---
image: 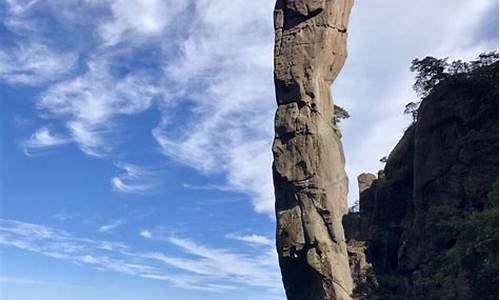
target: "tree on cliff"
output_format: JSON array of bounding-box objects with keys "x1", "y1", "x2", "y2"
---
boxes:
[
  {"x1": 333, "y1": 104, "x2": 350, "y2": 124},
  {"x1": 404, "y1": 102, "x2": 420, "y2": 123},
  {"x1": 410, "y1": 56, "x2": 449, "y2": 97},
  {"x1": 405, "y1": 56, "x2": 448, "y2": 123},
  {"x1": 410, "y1": 51, "x2": 499, "y2": 98},
  {"x1": 406, "y1": 51, "x2": 499, "y2": 124}
]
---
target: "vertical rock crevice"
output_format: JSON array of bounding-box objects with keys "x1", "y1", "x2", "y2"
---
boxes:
[{"x1": 272, "y1": 0, "x2": 355, "y2": 299}]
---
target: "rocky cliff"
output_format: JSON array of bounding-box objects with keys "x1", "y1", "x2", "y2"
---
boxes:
[
  {"x1": 272, "y1": 0, "x2": 355, "y2": 299},
  {"x1": 344, "y1": 57, "x2": 499, "y2": 299}
]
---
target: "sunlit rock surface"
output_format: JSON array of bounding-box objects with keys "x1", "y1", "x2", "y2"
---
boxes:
[{"x1": 272, "y1": 0, "x2": 355, "y2": 299}]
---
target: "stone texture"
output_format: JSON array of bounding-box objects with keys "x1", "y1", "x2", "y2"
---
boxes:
[
  {"x1": 272, "y1": 0, "x2": 355, "y2": 299},
  {"x1": 342, "y1": 62, "x2": 499, "y2": 299},
  {"x1": 357, "y1": 174, "x2": 376, "y2": 194},
  {"x1": 342, "y1": 174, "x2": 377, "y2": 244},
  {"x1": 398, "y1": 64, "x2": 499, "y2": 299}
]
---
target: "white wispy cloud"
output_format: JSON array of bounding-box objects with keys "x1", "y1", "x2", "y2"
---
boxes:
[
  {"x1": 23, "y1": 126, "x2": 70, "y2": 156},
  {"x1": 0, "y1": 275, "x2": 88, "y2": 289},
  {"x1": 5, "y1": 0, "x2": 41, "y2": 15},
  {"x1": 136, "y1": 235, "x2": 281, "y2": 291},
  {"x1": 182, "y1": 183, "x2": 234, "y2": 192},
  {"x1": 98, "y1": 0, "x2": 188, "y2": 46},
  {"x1": 168, "y1": 236, "x2": 280, "y2": 289},
  {"x1": 0, "y1": 42, "x2": 77, "y2": 86},
  {"x1": 111, "y1": 163, "x2": 158, "y2": 194},
  {"x1": 139, "y1": 230, "x2": 152, "y2": 239},
  {"x1": 131, "y1": 208, "x2": 155, "y2": 219},
  {"x1": 38, "y1": 60, "x2": 161, "y2": 157},
  {"x1": 153, "y1": 0, "x2": 276, "y2": 215},
  {"x1": 0, "y1": 218, "x2": 282, "y2": 295},
  {"x1": 52, "y1": 211, "x2": 76, "y2": 222},
  {"x1": 226, "y1": 234, "x2": 274, "y2": 247},
  {"x1": 98, "y1": 220, "x2": 124, "y2": 234},
  {"x1": 0, "y1": 276, "x2": 52, "y2": 286},
  {"x1": 3, "y1": 0, "x2": 45, "y2": 34}
]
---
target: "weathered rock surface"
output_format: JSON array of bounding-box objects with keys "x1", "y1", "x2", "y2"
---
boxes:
[
  {"x1": 343, "y1": 61, "x2": 499, "y2": 299},
  {"x1": 399, "y1": 62, "x2": 499, "y2": 299},
  {"x1": 272, "y1": 0, "x2": 355, "y2": 299},
  {"x1": 357, "y1": 174, "x2": 376, "y2": 194}
]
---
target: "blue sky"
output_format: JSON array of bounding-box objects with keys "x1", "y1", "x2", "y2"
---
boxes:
[{"x1": 0, "y1": 0, "x2": 497, "y2": 299}]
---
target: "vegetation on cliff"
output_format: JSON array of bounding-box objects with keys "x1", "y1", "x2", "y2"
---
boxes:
[
  {"x1": 404, "y1": 51, "x2": 498, "y2": 123},
  {"x1": 348, "y1": 52, "x2": 499, "y2": 300}
]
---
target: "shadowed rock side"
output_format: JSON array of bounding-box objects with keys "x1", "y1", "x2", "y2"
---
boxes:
[
  {"x1": 272, "y1": 0, "x2": 355, "y2": 299},
  {"x1": 343, "y1": 61, "x2": 499, "y2": 299},
  {"x1": 399, "y1": 61, "x2": 499, "y2": 299}
]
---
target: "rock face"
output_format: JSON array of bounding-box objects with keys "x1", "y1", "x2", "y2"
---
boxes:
[
  {"x1": 398, "y1": 62, "x2": 499, "y2": 299},
  {"x1": 357, "y1": 174, "x2": 376, "y2": 194},
  {"x1": 272, "y1": 0, "x2": 354, "y2": 299},
  {"x1": 343, "y1": 61, "x2": 499, "y2": 299}
]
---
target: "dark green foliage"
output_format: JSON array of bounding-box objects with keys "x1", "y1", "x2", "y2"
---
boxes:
[
  {"x1": 352, "y1": 267, "x2": 402, "y2": 300},
  {"x1": 364, "y1": 186, "x2": 498, "y2": 299},
  {"x1": 408, "y1": 51, "x2": 499, "y2": 111},
  {"x1": 351, "y1": 266, "x2": 378, "y2": 299},
  {"x1": 448, "y1": 60, "x2": 471, "y2": 75},
  {"x1": 413, "y1": 181, "x2": 499, "y2": 299},
  {"x1": 472, "y1": 52, "x2": 500, "y2": 69},
  {"x1": 410, "y1": 52, "x2": 498, "y2": 98},
  {"x1": 404, "y1": 101, "x2": 420, "y2": 123},
  {"x1": 333, "y1": 104, "x2": 350, "y2": 124},
  {"x1": 445, "y1": 181, "x2": 499, "y2": 299},
  {"x1": 410, "y1": 56, "x2": 449, "y2": 97}
]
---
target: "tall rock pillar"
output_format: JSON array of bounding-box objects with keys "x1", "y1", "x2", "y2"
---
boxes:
[{"x1": 272, "y1": 0, "x2": 354, "y2": 299}]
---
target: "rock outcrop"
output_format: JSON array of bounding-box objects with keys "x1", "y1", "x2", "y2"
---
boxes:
[
  {"x1": 343, "y1": 59, "x2": 499, "y2": 299},
  {"x1": 398, "y1": 61, "x2": 499, "y2": 299},
  {"x1": 272, "y1": 0, "x2": 355, "y2": 299}
]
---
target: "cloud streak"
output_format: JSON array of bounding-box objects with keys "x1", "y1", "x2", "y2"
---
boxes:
[
  {"x1": 23, "y1": 126, "x2": 70, "y2": 156},
  {"x1": 0, "y1": 42, "x2": 77, "y2": 86},
  {"x1": 139, "y1": 230, "x2": 152, "y2": 239},
  {"x1": 97, "y1": 0, "x2": 188, "y2": 46},
  {"x1": 226, "y1": 234, "x2": 274, "y2": 247},
  {"x1": 136, "y1": 236, "x2": 281, "y2": 291},
  {"x1": 98, "y1": 220, "x2": 124, "y2": 234},
  {"x1": 111, "y1": 163, "x2": 158, "y2": 194},
  {"x1": 0, "y1": 218, "x2": 283, "y2": 295},
  {"x1": 152, "y1": 0, "x2": 276, "y2": 214},
  {"x1": 38, "y1": 60, "x2": 161, "y2": 157}
]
